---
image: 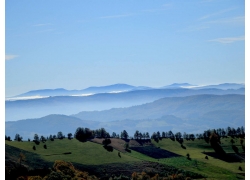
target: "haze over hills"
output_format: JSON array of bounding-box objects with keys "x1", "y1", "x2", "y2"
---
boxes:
[
  {"x1": 72, "y1": 94, "x2": 244, "y2": 121},
  {"x1": 5, "y1": 94, "x2": 244, "y2": 139},
  {"x1": 8, "y1": 84, "x2": 150, "y2": 99},
  {"x1": 5, "y1": 87, "x2": 244, "y2": 121},
  {"x1": 7, "y1": 83, "x2": 244, "y2": 100},
  {"x1": 191, "y1": 83, "x2": 245, "y2": 90}
]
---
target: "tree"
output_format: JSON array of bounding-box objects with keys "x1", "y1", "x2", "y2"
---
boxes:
[
  {"x1": 221, "y1": 129, "x2": 226, "y2": 137},
  {"x1": 102, "y1": 138, "x2": 111, "y2": 146},
  {"x1": 156, "y1": 131, "x2": 161, "y2": 139},
  {"x1": 74, "y1": 127, "x2": 93, "y2": 141},
  {"x1": 226, "y1": 127, "x2": 232, "y2": 136},
  {"x1": 203, "y1": 130, "x2": 211, "y2": 143},
  {"x1": 57, "y1": 132, "x2": 64, "y2": 139},
  {"x1": 34, "y1": 134, "x2": 39, "y2": 142},
  {"x1": 145, "y1": 132, "x2": 150, "y2": 139},
  {"x1": 134, "y1": 130, "x2": 140, "y2": 139},
  {"x1": 40, "y1": 135, "x2": 46, "y2": 142},
  {"x1": 209, "y1": 132, "x2": 225, "y2": 155},
  {"x1": 240, "y1": 126, "x2": 245, "y2": 135},
  {"x1": 189, "y1": 134, "x2": 195, "y2": 141},
  {"x1": 138, "y1": 132, "x2": 142, "y2": 140},
  {"x1": 14, "y1": 134, "x2": 23, "y2": 142},
  {"x1": 183, "y1": 132, "x2": 187, "y2": 139},
  {"x1": 67, "y1": 133, "x2": 73, "y2": 139},
  {"x1": 112, "y1": 132, "x2": 117, "y2": 138},
  {"x1": 168, "y1": 131, "x2": 174, "y2": 139},
  {"x1": 162, "y1": 132, "x2": 166, "y2": 138},
  {"x1": 175, "y1": 132, "x2": 182, "y2": 140},
  {"x1": 121, "y1": 130, "x2": 129, "y2": 139}
]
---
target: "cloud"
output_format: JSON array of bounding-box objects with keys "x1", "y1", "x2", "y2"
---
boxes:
[
  {"x1": 36, "y1": 29, "x2": 55, "y2": 33},
  {"x1": 5, "y1": 96, "x2": 49, "y2": 101},
  {"x1": 179, "y1": 16, "x2": 244, "y2": 33},
  {"x1": 198, "y1": 8, "x2": 236, "y2": 21},
  {"x1": 178, "y1": 25, "x2": 210, "y2": 32},
  {"x1": 208, "y1": 36, "x2": 245, "y2": 43},
  {"x1": 205, "y1": 16, "x2": 244, "y2": 25},
  {"x1": 141, "y1": 4, "x2": 171, "y2": 13},
  {"x1": 33, "y1": 23, "x2": 52, "y2": 27},
  {"x1": 5, "y1": 55, "x2": 19, "y2": 61},
  {"x1": 99, "y1": 13, "x2": 134, "y2": 19},
  {"x1": 200, "y1": 0, "x2": 215, "y2": 3}
]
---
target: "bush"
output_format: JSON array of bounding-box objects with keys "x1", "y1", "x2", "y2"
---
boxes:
[
  {"x1": 102, "y1": 138, "x2": 111, "y2": 146},
  {"x1": 46, "y1": 171, "x2": 71, "y2": 180},
  {"x1": 53, "y1": 160, "x2": 75, "y2": 177},
  {"x1": 27, "y1": 176, "x2": 43, "y2": 180},
  {"x1": 239, "y1": 166, "x2": 243, "y2": 171}
]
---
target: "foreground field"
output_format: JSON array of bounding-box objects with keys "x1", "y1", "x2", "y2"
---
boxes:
[{"x1": 5, "y1": 137, "x2": 245, "y2": 179}]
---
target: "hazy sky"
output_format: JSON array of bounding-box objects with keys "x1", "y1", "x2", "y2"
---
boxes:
[{"x1": 5, "y1": 0, "x2": 245, "y2": 97}]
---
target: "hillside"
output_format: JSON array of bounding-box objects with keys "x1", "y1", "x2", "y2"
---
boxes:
[{"x1": 5, "y1": 137, "x2": 245, "y2": 179}]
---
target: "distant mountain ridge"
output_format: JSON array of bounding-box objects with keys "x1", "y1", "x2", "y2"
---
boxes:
[
  {"x1": 5, "y1": 87, "x2": 244, "y2": 121},
  {"x1": 5, "y1": 94, "x2": 245, "y2": 139},
  {"x1": 192, "y1": 83, "x2": 245, "y2": 90},
  {"x1": 9, "y1": 83, "x2": 244, "y2": 98},
  {"x1": 10, "y1": 84, "x2": 141, "y2": 98},
  {"x1": 72, "y1": 94, "x2": 244, "y2": 122}
]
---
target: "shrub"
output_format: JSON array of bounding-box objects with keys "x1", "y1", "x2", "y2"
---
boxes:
[
  {"x1": 53, "y1": 160, "x2": 75, "y2": 177},
  {"x1": 102, "y1": 138, "x2": 111, "y2": 146},
  {"x1": 46, "y1": 171, "x2": 71, "y2": 180},
  {"x1": 17, "y1": 176, "x2": 26, "y2": 180},
  {"x1": 239, "y1": 166, "x2": 243, "y2": 171},
  {"x1": 132, "y1": 172, "x2": 138, "y2": 180},
  {"x1": 27, "y1": 176, "x2": 43, "y2": 180}
]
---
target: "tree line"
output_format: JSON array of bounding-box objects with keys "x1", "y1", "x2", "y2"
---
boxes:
[{"x1": 5, "y1": 125, "x2": 244, "y2": 143}]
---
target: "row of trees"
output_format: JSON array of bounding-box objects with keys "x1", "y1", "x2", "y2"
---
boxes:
[{"x1": 6, "y1": 126, "x2": 244, "y2": 142}]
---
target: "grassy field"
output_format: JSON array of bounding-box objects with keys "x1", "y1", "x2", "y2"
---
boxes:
[
  {"x1": 5, "y1": 137, "x2": 245, "y2": 180},
  {"x1": 150, "y1": 137, "x2": 245, "y2": 179},
  {"x1": 5, "y1": 139, "x2": 139, "y2": 165}
]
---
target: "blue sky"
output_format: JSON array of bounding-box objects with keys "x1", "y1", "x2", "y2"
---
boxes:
[{"x1": 5, "y1": 0, "x2": 245, "y2": 97}]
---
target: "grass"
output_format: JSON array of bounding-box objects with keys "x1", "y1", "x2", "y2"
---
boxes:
[
  {"x1": 5, "y1": 137, "x2": 245, "y2": 180},
  {"x1": 150, "y1": 138, "x2": 245, "y2": 179},
  {"x1": 5, "y1": 139, "x2": 139, "y2": 165}
]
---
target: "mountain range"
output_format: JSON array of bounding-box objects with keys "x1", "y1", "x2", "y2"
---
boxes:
[
  {"x1": 5, "y1": 86, "x2": 244, "y2": 121},
  {"x1": 5, "y1": 94, "x2": 244, "y2": 139},
  {"x1": 5, "y1": 83, "x2": 245, "y2": 139},
  {"x1": 7, "y1": 83, "x2": 244, "y2": 99}
]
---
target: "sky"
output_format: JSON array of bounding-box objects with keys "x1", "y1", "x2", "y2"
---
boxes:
[{"x1": 5, "y1": 0, "x2": 245, "y2": 97}]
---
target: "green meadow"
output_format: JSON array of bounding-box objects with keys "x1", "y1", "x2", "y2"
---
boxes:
[{"x1": 5, "y1": 137, "x2": 245, "y2": 180}]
